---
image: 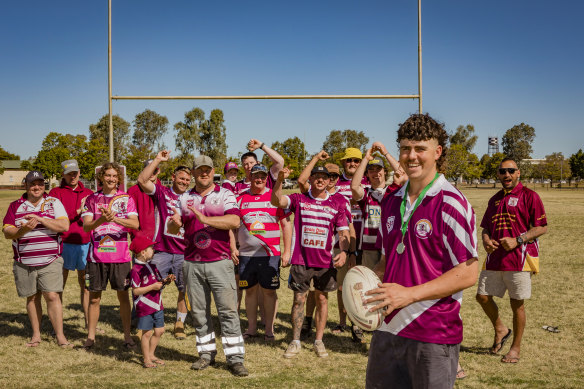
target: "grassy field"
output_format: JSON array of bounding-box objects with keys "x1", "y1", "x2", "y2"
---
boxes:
[{"x1": 0, "y1": 187, "x2": 582, "y2": 388}]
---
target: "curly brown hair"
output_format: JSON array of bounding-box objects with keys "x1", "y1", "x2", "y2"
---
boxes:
[
  {"x1": 96, "y1": 162, "x2": 124, "y2": 188},
  {"x1": 397, "y1": 113, "x2": 449, "y2": 171}
]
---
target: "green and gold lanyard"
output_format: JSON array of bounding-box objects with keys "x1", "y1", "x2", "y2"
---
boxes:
[{"x1": 396, "y1": 173, "x2": 440, "y2": 254}]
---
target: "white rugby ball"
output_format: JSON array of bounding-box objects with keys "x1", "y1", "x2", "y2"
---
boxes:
[{"x1": 342, "y1": 266, "x2": 384, "y2": 331}]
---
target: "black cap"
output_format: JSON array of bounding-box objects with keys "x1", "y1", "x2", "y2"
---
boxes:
[
  {"x1": 25, "y1": 171, "x2": 45, "y2": 185},
  {"x1": 310, "y1": 166, "x2": 329, "y2": 176}
]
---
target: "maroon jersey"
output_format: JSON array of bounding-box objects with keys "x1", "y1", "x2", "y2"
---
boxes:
[
  {"x1": 480, "y1": 182, "x2": 547, "y2": 271},
  {"x1": 336, "y1": 174, "x2": 369, "y2": 248},
  {"x1": 131, "y1": 260, "x2": 164, "y2": 317},
  {"x1": 49, "y1": 181, "x2": 93, "y2": 244}
]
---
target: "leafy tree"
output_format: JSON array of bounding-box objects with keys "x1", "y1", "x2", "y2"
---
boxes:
[
  {"x1": 132, "y1": 109, "x2": 169, "y2": 153},
  {"x1": 174, "y1": 108, "x2": 227, "y2": 170},
  {"x1": 445, "y1": 144, "x2": 469, "y2": 184},
  {"x1": 540, "y1": 152, "x2": 570, "y2": 183},
  {"x1": 569, "y1": 149, "x2": 584, "y2": 180},
  {"x1": 449, "y1": 124, "x2": 478, "y2": 153},
  {"x1": 0, "y1": 146, "x2": 20, "y2": 160},
  {"x1": 263, "y1": 137, "x2": 307, "y2": 179},
  {"x1": 174, "y1": 107, "x2": 206, "y2": 167},
  {"x1": 89, "y1": 114, "x2": 131, "y2": 162},
  {"x1": 32, "y1": 132, "x2": 80, "y2": 179},
  {"x1": 20, "y1": 159, "x2": 33, "y2": 171},
  {"x1": 466, "y1": 153, "x2": 483, "y2": 184},
  {"x1": 0, "y1": 161, "x2": 3, "y2": 175},
  {"x1": 502, "y1": 123, "x2": 535, "y2": 162},
  {"x1": 80, "y1": 137, "x2": 109, "y2": 180},
  {"x1": 322, "y1": 129, "x2": 369, "y2": 165},
  {"x1": 480, "y1": 152, "x2": 506, "y2": 180}
]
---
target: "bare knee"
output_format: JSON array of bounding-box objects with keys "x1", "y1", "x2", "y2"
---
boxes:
[{"x1": 476, "y1": 294, "x2": 491, "y2": 305}]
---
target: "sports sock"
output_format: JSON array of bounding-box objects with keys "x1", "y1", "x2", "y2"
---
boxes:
[{"x1": 177, "y1": 312, "x2": 187, "y2": 323}]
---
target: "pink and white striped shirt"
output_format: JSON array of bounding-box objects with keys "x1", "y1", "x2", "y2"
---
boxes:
[
  {"x1": 237, "y1": 188, "x2": 290, "y2": 256},
  {"x1": 3, "y1": 194, "x2": 68, "y2": 266}
]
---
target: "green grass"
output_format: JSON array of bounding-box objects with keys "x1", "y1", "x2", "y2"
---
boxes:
[{"x1": 0, "y1": 188, "x2": 583, "y2": 388}]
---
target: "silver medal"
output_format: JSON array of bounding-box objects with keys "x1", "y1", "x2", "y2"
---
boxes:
[{"x1": 396, "y1": 242, "x2": 405, "y2": 254}]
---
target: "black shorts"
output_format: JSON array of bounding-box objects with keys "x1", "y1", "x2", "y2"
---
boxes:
[
  {"x1": 86, "y1": 262, "x2": 132, "y2": 292},
  {"x1": 238, "y1": 256, "x2": 280, "y2": 290},
  {"x1": 288, "y1": 265, "x2": 337, "y2": 293}
]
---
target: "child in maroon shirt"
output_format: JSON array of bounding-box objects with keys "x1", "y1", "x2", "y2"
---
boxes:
[{"x1": 130, "y1": 236, "x2": 175, "y2": 368}]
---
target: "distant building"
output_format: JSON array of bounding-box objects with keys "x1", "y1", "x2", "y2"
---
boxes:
[{"x1": 0, "y1": 160, "x2": 28, "y2": 189}]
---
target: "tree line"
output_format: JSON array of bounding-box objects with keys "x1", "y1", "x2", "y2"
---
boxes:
[{"x1": 1, "y1": 111, "x2": 583, "y2": 183}]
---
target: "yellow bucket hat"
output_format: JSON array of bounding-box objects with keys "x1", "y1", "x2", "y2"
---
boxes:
[{"x1": 340, "y1": 148, "x2": 363, "y2": 160}]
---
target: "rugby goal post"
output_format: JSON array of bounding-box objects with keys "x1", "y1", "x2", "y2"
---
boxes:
[{"x1": 106, "y1": 0, "x2": 423, "y2": 162}]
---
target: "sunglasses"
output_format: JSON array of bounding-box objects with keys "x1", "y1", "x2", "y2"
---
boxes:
[
  {"x1": 345, "y1": 158, "x2": 361, "y2": 164},
  {"x1": 329, "y1": 174, "x2": 340, "y2": 179},
  {"x1": 498, "y1": 168, "x2": 518, "y2": 175}
]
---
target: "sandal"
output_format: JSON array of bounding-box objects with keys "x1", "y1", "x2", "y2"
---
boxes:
[
  {"x1": 123, "y1": 341, "x2": 137, "y2": 350},
  {"x1": 26, "y1": 340, "x2": 41, "y2": 348},
  {"x1": 242, "y1": 333, "x2": 257, "y2": 340},
  {"x1": 456, "y1": 368, "x2": 467, "y2": 380},
  {"x1": 152, "y1": 359, "x2": 165, "y2": 366},
  {"x1": 332, "y1": 324, "x2": 347, "y2": 334},
  {"x1": 58, "y1": 342, "x2": 75, "y2": 349},
  {"x1": 490, "y1": 328, "x2": 512, "y2": 355},
  {"x1": 264, "y1": 334, "x2": 276, "y2": 342},
  {"x1": 143, "y1": 362, "x2": 157, "y2": 369},
  {"x1": 82, "y1": 339, "x2": 95, "y2": 351}
]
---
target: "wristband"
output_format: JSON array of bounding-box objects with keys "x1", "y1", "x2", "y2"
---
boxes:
[{"x1": 259, "y1": 142, "x2": 265, "y2": 149}]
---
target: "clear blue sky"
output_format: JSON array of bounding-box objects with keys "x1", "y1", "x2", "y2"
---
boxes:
[{"x1": 1, "y1": 0, "x2": 583, "y2": 161}]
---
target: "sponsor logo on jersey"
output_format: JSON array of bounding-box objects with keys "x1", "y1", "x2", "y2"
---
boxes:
[
  {"x1": 415, "y1": 219, "x2": 433, "y2": 239},
  {"x1": 194, "y1": 231, "x2": 212, "y2": 249},
  {"x1": 386, "y1": 216, "x2": 395, "y2": 233},
  {"x1": 508, "y1": 197, "x2": 518, "y2": 207}
]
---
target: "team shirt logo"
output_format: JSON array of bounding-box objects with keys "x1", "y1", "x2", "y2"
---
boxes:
[
  {"x1": 508, "y1": 197, "x2": 518, "y2": 207},
  {"x1": 301, "y1": 225, "x2": 329, "y2": 249},
  {"x1": 98, "y1": 236, "x2": 117, "y2": 252},
  {"x1": 194, "y1": 231, "x2": 212, "y2": 249},
  {"x1": 386, "y1": 216, "x2": 395, "y2": 233},
  {"x1": 414, "y1": 219, "x2": 433, "y2": 239}
]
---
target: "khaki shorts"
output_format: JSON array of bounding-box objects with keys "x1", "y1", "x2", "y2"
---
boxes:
[
  {"x1": 477, "y1": 270, "x2": 531, "y2": 300},
  {"x1": 361, "y1": 250, "x2": 381, "y2": 271},
  {"x1": 13, "y1": 257, "x2": 64, "y2": 298}
]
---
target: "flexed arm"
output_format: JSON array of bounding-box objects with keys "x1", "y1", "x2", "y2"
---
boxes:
[{"x1": 248, "y1": 139, "x2": 285, "y2": 177}]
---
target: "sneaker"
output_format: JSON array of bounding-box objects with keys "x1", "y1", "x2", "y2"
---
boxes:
[
  {"x1": 351, "y1": 325, "x2": 365, "y2": 343},
  {"x1": 283, "y1": 341, "x2": 301, "y2": 359},
  {"x1": 190, "y1": 358, "x2": 214, "y2": 370},
  {"x1": 174, "y1": 321, "x2": 186, "y2": 340},
  {"x1": 228, "y1": 362, "x2": 249, "y2": 377},
  {"x1": 313, "y1": 340, "x2": 329, "y2": 358}
]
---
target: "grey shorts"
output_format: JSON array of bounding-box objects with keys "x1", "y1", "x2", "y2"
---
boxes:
[
  {"x1": 477, "y1": 270, "x2": 532, "y2": 300},
  {"x1": 151, "y1": 251, "x2": 185, "y2": 292},
  {"x1": 366, "y1": 331, "x2": 459, "y2": 389},
  {"x1": 13, "y1": 257, "x2": 64, "y2": 298}
]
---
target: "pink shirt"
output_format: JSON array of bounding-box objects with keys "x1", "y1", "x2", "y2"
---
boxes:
[
  {"x1": 377, "y1": 175, "x2": 477, "y2": 344},
  {"x1": 178, "y1": 185, "x2": 240, "y2": 262},
  {"x1": 150, "y1": 183, "x2": 185, "y2": 254},
  {"x1": 480, "y1": 182, "x2": 547, "y2": 271},
  {"x1": 49, "y1": 182, "x2": 93, "y2": 244},
  {"x1": 3, "y1": 194, "x2": 68, "y2": 266},
  {"x1": 221, "y1": 180, "x2": 236, "y2": 193},
  {"x1": 285, "y1": 191, "x2": 349, "y2": 268},
  {"x1": 131, "y1": 260, "x2": 164, "y2": 317},
  {"x1": 236, "y1": 188, "x2": 290, "y2": 257},
  {"x1": 82, "y1": 190, "x2": 138, "y2": 263}
]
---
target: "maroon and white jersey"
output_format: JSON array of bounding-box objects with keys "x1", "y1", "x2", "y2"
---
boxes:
[
  {"x1": 237, "y1": 188, "x2": 290, "y2": 257},
  {"x1": 130, "y1": 260, "x2": 164, "y2": 317},
  {"x1": 221, "y1": 179, "x2": 236, "y2": 193},
  {"x1": 234, "y1": 171, "x2": 276, "y2": 196},
  {"x1": 285, "y1": 191, "x2": 349, "y2": 269},
  {"x1": 481, "y1": 182, "x2": 547, "y2": 272},
  {"x1": 49, "y1": 181, "x2": 93, "y2": 244},
  {"x1": 178, "y1": 185, "x2": 240, "y2": 262},
  {"x1": 331, "y1": 191, "x2": 353, "y2": 249},
  {"x1": 149, "y1": 183, "x2": 185, "y2": 255},
  {"x1": 3, "y1": 194, "x2": 68, "y2": 266},
  {"x1": 82, "y1": 190, "x2": 138, "y2": 264},
  {"x1": 336, "y1": 174, "x2": 369, "y2": 248},
  {"x1": 377, "y1": 175, "x2": 477, "y2": 344},
  {"x1": 357, "y1": 184, "x2": 401, "y2": 251}
]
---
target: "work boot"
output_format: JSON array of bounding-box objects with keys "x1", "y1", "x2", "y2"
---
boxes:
[
  {"x1": 351, "y1": 325, "x2": 365, "y2": 343},
  {"x1": 190, "y1": 357, "x2": 215, "y2": 370},
  {"x1": 228, "y1": 362, "x2": 249, "y2": 377},
  {"x1": 174, "y1": 321, "x2": 186, "y2": 340}
]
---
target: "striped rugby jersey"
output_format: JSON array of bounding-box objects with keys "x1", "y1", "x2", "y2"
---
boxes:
[
  {"x1": 236, "y1": 188, "x2": 290, "y2": 257},
  {"x1": 3, "y1": 193, "x2": 68, "y2": 266},
  {"x1": 150, "y1": 183, "x2": 185, "y2": 255},
  {"x1": 130, "y1": 260, "x2": 164, "y2": 317},
  {"x1": 285, "y1": 191, "x2": 349, "y2": 268},
  {"x1": 357, "y1": 183, "x2": 401, "y2": 251},
  {"x1": 82, "y1": 190, "x2": 138, "y2": 264},
  {"x1": 336, "y1": 174, "x2": 369, "y2": 248},
  {"x1": 377, "y1": 175, "x2": 477, "y2": 344},
  {"x1": 234, "y1": 171, "x2": 276, "y2": 196},
  {"x1": 480, "y1": 182, "x2": 547, "y2": 271}
]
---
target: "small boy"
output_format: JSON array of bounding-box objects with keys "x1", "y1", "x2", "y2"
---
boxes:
[
  {"x1": 222, "y1": 161, "x2": 239, "y2": 192},
  {"x1": 130, "y1": 236, "x2": 175, "y2": 368}
]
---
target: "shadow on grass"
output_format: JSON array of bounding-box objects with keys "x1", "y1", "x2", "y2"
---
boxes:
[{"x1": 460, "y1": 344, "x2": 494, "y2": 355}]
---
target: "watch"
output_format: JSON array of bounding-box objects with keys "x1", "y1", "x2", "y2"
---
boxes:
[{"x1": 516, "y1": 235, "x2": 525, "y2": 245}]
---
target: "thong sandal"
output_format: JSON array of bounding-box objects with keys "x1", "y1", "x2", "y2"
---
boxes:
[
  {"x1": 490, "y1": 328, "x2": 512, "y2": 355},
  {"x1": 264, "y1": 334, "x2": 276, "y2": 342},
  {"x1": 456, "y1": 367, "x2": 467, "y2": 380},
  {"x1": 242, "y1": 333, "x2": 257, "y2": 340},
  {"x1": 58, "y1": 342, "x2": 75, "y2": 349},
  {"x1": 152, "y1": 359, "x2": 165, "y2": 366},
  {"x1": 26, "y1": 340, "x2": 41, "y2": 348},
  {"x1": 143, "y1": 362, "x2": 157, "y2": 369},
  {"x1": 501, "y1": 355, "x2": 520, "y2": 364}
]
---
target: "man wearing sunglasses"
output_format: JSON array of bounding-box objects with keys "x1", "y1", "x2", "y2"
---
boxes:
[{"x1": 476, "y1": 157, "x2": 547, "y2": 364}]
